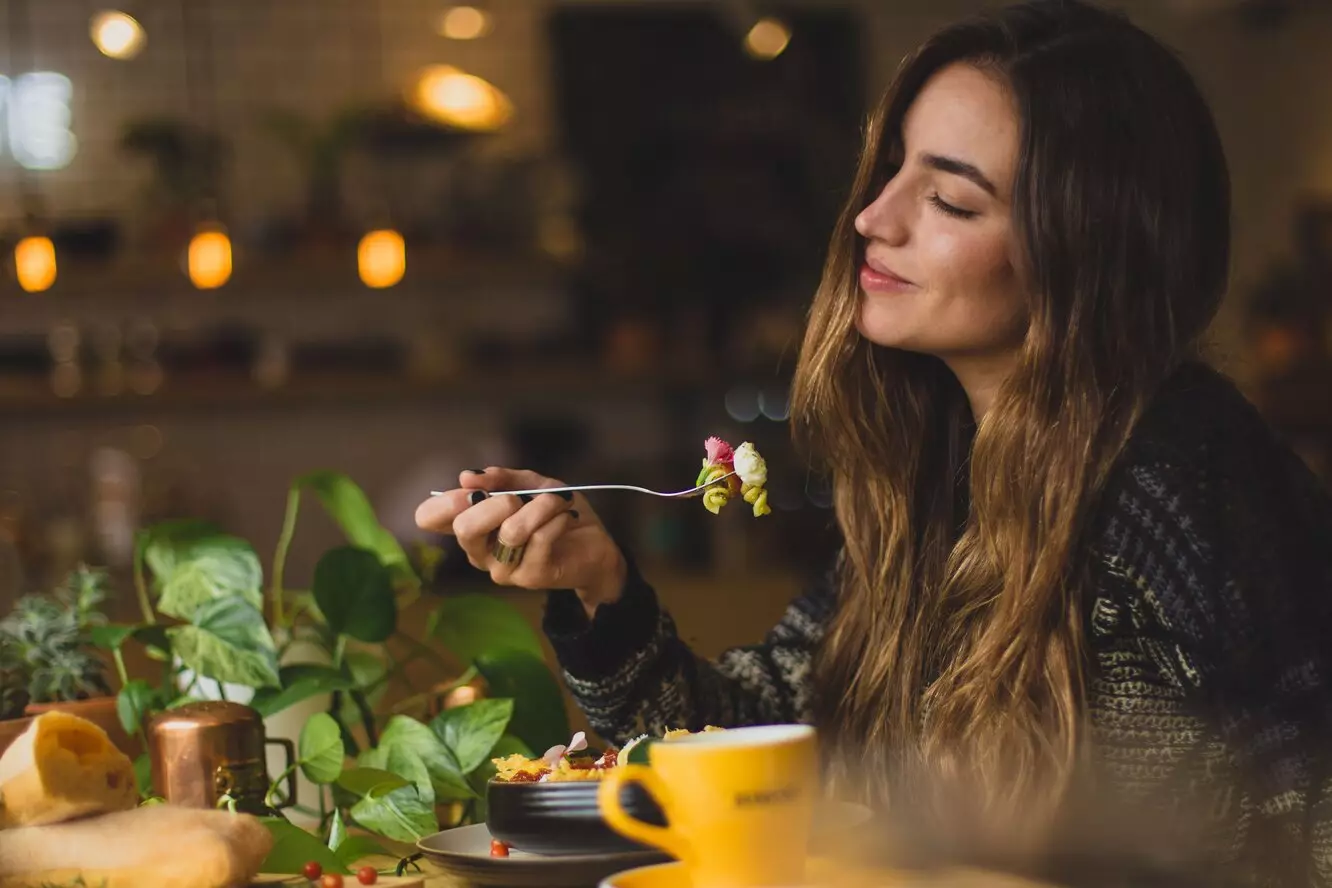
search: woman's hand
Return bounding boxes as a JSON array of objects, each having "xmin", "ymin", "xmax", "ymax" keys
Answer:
[{"xmin": 414, "ymin": 467, "xmax": 627, "ymax": 618}]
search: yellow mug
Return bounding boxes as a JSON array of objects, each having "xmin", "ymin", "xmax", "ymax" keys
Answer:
[{"xmin": 599, "ymin": 725, "xmax": 818, "ymax": 888}]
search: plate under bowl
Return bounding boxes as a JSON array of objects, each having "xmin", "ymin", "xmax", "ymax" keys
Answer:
[{"xmin": 485, "ymin": 777, "xmax": 667, "ymax": 856}]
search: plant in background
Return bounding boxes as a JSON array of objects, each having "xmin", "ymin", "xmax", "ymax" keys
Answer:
[
  {"xmin": 92, "ymin": 470, "xmax": 570, "ymax": 871},
  {"xmin": 0, "ymin": 566, "xmax": 113, "ymax": 706},
  {"xmin": 0, "ymin": 642, "xmax": 30, "ymax": 720}
]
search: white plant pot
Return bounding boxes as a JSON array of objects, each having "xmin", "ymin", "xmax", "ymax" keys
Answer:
[{"xmin": 177, "ymin": 638, "xmax": 333, "ymax": 828}]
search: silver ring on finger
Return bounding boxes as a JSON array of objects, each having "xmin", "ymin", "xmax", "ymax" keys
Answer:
[{"xmin": 492, "ymin": 536, "xmax": 526, "ymax": 567}]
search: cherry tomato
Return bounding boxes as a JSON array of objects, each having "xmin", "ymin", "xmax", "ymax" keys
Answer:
[
  {"xmin": 302, "ymin": 861, "xmax": 323, "ymax": 880},
  {"xmin": 356, "ymin": 867, "xmax": 378, "ymax": 885},
  {"xmin": 490, "ymin": 839, "xmax": 510, "ymax": 858},
  {"xmin": 321, "ymin": 874, "xmax": 344, "ymax": 888}
]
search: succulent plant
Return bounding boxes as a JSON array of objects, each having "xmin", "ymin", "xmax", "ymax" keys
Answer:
[
  {"xmin": 0, "ymin": 565, "xmax": 112, "ymax": 707},
  {"xmin": 0, "ymin": 642, "xmax": 30, "ymax": 719}
]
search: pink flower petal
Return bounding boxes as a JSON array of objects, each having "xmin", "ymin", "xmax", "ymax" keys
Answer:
[{"xmin": 704, "ymin": 436, "xmax": 734, "ymax": 465}]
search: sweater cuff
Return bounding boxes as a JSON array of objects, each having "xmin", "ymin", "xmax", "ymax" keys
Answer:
[{"xmin": 543, "ymin": 552, "xmax": 661, "ymax": 681}]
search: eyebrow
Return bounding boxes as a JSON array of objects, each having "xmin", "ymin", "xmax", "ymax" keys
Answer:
[{"xmin": 921, "ymin": 152, "xmax": 997, "ymax": 197}]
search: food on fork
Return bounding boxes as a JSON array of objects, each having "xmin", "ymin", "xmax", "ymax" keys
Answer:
[{"xmin": 696, "ymin": 437, "xmax": 771, "ymax": 517}]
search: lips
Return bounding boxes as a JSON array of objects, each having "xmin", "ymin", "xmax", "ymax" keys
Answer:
[{"xmin": 859, "ymin": 256, "xmax": 915, "ymax": 293}]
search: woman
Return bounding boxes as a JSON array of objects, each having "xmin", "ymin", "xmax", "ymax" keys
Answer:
[{"xmin": 417, "ymin": 1, "xmax": 1331, "ymax": 883}]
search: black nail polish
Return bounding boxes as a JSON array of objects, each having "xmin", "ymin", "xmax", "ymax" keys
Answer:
[
  {"xmin": 464, "ymin": 468, "xmax": 486, "ymax": 475},
  {"xmin": 569, "ymin": 509, "xmax": 580, "ymax": 520},
  {"xmin": 519, "ymin": 494, "xmax": 534, "ymax": 504},
  {"xmin": 556, "ymin": 490, "xmax": 574, "ymax": 502},
  {"xmin": 468, "ymin": 491, "xmax": 488, "ymax": 505}
]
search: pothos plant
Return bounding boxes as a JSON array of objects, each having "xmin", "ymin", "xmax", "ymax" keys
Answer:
[{"xmin": 92, "ymin": 470, "xmax": 570, "ymax": 874}]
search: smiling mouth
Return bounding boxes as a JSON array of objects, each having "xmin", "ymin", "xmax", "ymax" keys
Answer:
[{"xmin": 859, "ymin": 258, "xmax": 916, "ymax": 292}]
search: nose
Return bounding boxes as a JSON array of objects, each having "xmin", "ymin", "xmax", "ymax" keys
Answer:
[{"xmin": 854, "ymin": 179, "xmax": 908, "ymax": 246}]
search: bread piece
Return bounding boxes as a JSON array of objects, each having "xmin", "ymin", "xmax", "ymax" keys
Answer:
[
  {"xmin": 0, "ymin": 711, "xmax": 137, "ymax": 828},
  {"xmin": 0, "ymin": 803, "xmax": 274, "ymax": 888}
]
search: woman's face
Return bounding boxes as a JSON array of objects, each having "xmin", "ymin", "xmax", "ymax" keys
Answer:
[{"xmin": 854, "ymin": 63, "xmax": 1027, "ymax": 365}]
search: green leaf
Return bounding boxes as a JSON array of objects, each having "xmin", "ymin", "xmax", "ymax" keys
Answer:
[
  {"xmin": 116, "ymin": 680, "xmax": 158, "ymax": 736},
  {"xmin": 335, "ymin": 835, "xmax": 392, "ymax": 867},
  {"xmin": 312, "ymin": 547, "xmax": 397, "ymax": 643},
  {"xmin": 299, "ymin": 713, "xmax": 344, "ymax": 784},
  {"xmin": 133, "ymin": 753, "xmax": 153, "ymax": 798},
  {"xmin": 157, "ymin": 549, "xmax": 263, "ymax": 621},
  {"xmin": 260, "ymin": 817, "xmax": 348, "ymax": 875},
  {"xmin": 475, "ymin": 649, "xmax": 570, "ymax": 754},
  {"xmin": 377, "ymin": 715, "xmax": 475, "ymax": 801},
  {"xmin": 362, "ymin": 743, "xmax": 434, "ymax": 804},
  {"xmin": 428, "ymin": 594, "xmax": 544, "ymax": 665},
  {"xmin": 429, "ymin": 698, "xmax": 514, "ymax": 774},
  {"xmin": 627, "ymin": 738, "xmax": 655, "ymax": 766},
  {"xmin": 90, "ymin": 624, "xmax": 171, "ymax": 659},
  {"xmin": 168, "ymin": 598, "xmax": 279, "ymax": 688},
  {"xmin": 250, "ymin": 664, "xmax": 355, "ymax": 718},
  {"xmin": 337, "ymin": 652, "xmax": 387, "ymax": 728},
  {"xmin": 335, "ymin": 767, "xmax": 410, "ymax": 797},
  {"xmin": 140, "ymin": 519, "xmax": 223, "ymax": 579},
  {"xmin": 90, "ymin": 624, "xmax": 138, "ymax": 650},
  {"xmin": 142, "ymin": 522, "xmax": 261, "ymax": 605},
  {"xmin": 133, "ymin": 625, "xmax": 173, "ymax": 660},
  {"xmin": 295, "ymin": 472, "xmax": 413, "ymax": 584},
  {"xmin": 328, "ymin": 807, "xmax": 347, "ymax": 852},
  {"xmin": 350, "ymin": 785, "xmax": 437, "ymax": 844}
]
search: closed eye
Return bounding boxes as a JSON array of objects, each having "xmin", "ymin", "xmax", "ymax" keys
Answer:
[{"xmin": 929, "ymin": 193, "xmax": 978, "ymax": 220}]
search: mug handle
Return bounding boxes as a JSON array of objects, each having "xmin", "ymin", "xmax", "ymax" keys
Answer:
[
  {"xmin": 266, "ymin": 738, "xmax": 298, "ymax": 808},
  {"xmin": 598, "ymin": 765, "xmax": 693, "ymax": 864}
]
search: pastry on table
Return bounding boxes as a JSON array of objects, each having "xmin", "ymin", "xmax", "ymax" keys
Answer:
[{"xmin": 0, "ymin": 803, "xmax": 274, "ymax": 888}]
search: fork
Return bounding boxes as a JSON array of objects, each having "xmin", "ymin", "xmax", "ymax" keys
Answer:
[{"xmin": 429, "ymin": 472, "xmax": 737, "ymax": 500}]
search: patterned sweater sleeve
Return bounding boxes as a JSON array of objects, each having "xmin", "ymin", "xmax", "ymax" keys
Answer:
[
  {"xmin": 1096, "ymin": 439, "xmax": 1332, "ymax": 886},
  {"xmin": 542, "ymin": 553, "xmax": 838, "ymax": 746}
]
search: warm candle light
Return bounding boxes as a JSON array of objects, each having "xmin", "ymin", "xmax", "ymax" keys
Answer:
[
  {"xmin": 744, "ymin": 17, "xmax": 791, "ymax": 60},
  {"xmin": 91, "ymin": 11, "xmax": 146, "ymax": 60},
  {"xmin": 413, "ymin": 65, "xmax": 512, "ymax": 132},
  {"xmin": 358, "ymin": 229, "xmax": 406, "ymax": 289},
  {"xmin": 15, "ymin": 236, "xmax": 56, "ymax": 293},
  {"xmin": 439, "ymin": 6, "xmax": 492, "ymax": 40},
  {"xmin": 188, "ymin": 229, "xmax": 232, "ymax": 290}
]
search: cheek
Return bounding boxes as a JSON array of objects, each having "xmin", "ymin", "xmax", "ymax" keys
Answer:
[{"xmin": 926, "ymin": 225, "xmax": 1025, "ymax": 328}]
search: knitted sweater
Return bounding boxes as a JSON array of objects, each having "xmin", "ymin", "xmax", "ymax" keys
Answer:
[{"xmin": 543, "ymin": 364, "xmax": 1332, "ymax": 886}]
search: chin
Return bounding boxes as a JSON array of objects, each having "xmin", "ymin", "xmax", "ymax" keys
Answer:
[{"xmin": 855, "ymin": 305, "xmax": 919, "ymax": 351}]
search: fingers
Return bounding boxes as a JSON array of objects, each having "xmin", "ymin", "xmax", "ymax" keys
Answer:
[
  {"xmin": 414, "ymin": 488, "xmax": 476, "ymax": 536},
  {"xmin": 494, "ymin": 509, "xmax": 580, "ymax": 588},
  {"xmin": 495, "ymin": 491, "xmax": 575, "ymax": 548},
  {"xmin": 452, "ymin": 494, "xmax": 525, "ymax": 569},
  {"xmin": 458, "ymin": 467, "xmax": 562, "ymax": 493},
  {"xmin": 414, "ymin": 467, "xmax": 564, "ymax": 535}
]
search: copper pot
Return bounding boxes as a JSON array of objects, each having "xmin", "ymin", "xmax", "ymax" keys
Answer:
[{"xmin": 147, "ymin": 701, "xmax": 296, "ymax": 816}]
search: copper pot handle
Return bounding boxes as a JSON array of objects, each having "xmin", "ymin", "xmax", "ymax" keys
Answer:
[{"xmin": 267, "ymin": 738, "xmax": 298, "ymax": 808}]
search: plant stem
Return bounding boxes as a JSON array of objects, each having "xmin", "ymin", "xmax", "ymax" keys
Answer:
[
  {"xmin": 318, "ymin": 783, "xmax": 327, "ymax": 829},
  {"xmin": 216, "ymin": 682, "xmax": 229, "ymax": 703},
  {"xmin": 112, "ymin": 649, "xmax": 129, "ymax": 687},
  {"xmin": 333, "ymin": 635, "xmax": 347, "ymax": 670},
  {"xmin": 330, "ymin": 697, "xmax": 360, "ymax": 757},
  {"xmin": 350, "ymin": 688, "xmax": 379, "ymax": 748},
  {"xmin": 271, "ymin": 488, "xmax": 301, "ymax": 629},
  {"xmin": 132, "ymin": 542, "xmax": 155, "ymax": 625},
  {"xmin": 265, "ymin": 762, "xmax": 300, "ymax": 809}
]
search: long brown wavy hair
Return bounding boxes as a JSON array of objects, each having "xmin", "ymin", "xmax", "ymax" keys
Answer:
[{"xmin": 791, "ymin": 0, "xmax": 1231, "ymax": 830}]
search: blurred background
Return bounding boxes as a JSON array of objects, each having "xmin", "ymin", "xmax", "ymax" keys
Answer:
[{"xmin": 0, "ymin": 0, "xmax": 1329, "ymax": 657}]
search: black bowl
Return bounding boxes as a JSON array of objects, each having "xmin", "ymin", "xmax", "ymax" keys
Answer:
[{"xmin": 485, "ymin": 777, "xmax": 668, "ymax": 857}]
